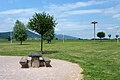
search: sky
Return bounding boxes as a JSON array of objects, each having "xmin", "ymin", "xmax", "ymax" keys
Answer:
[{"xmin": 0, "ymin": 0, "xmax": 120, "ymax": 39}]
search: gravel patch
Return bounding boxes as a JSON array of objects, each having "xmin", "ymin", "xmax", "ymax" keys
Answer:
[{"xmin": 0, "ymin": 56, "xmax": 83, "ymax": 80}]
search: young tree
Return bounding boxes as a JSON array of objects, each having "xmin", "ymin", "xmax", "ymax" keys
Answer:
[
  {"xmin": 43, "ymin": 28, "xmax": 55, "ymax": 43},
  {"xmin": 13, "ymin": 20, "xmax": 27, "ymax": 45},
  {"xmin": 97, "ymin": 32, "xmax": 105, "ymax": 40},
  {"xmin": 116, "ymin": 35, "xmax": 119, "ymax": 39},
  {"xmin": 116, "ymin": 35, "xmax": 119, "ymax": 42},
  {"xmin": 55, "ymin": 38, "xmax": 58, "ymax": 40},
  {"xmin": 28, "ymin": 12, "xmax": 57, "ymax": 52},
  {"xmin": 108, "ymin": 34, "xmax": 111, "ymax": 40}
]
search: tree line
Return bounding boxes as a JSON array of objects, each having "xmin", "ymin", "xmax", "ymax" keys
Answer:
[
  {"xmin": 97, "ymin": 32, "xmax": 119, "ymax": 41},
  {"xmin": 13, "ymin": 12, "xmax": 57, "ymax": 52}
]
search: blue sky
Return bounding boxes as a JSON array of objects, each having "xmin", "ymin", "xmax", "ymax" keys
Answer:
[{"xmin": 0, "ymin": 0, "xmax": 120, "ymax": 39}]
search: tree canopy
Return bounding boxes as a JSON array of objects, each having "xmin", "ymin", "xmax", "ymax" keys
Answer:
[
  {"xmin": 28, "ymin": 12, "xmax": 57, "ymax": 52},
  {"xmin": 43, "ymin": 27, "xmax": 55, "ymax": 43},
  {"xmin": 97, "ymin": 32, "xmax": 105, "ymax": 39},
  {"xmin": 13, "ymin": 20, "xmax": 27, "ymax": 45},
  {"xmin": 108, "ymin": 34, "xmax": 111, "ymax": 40},
  {"xmin": 116, "ymin": 35, "xmax": 119, "ymax": 38}
]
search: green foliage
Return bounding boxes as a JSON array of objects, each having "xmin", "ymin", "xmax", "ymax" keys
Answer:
[
  {"xmin": 116, "ymin": 35, "xmax": 119, "ymax": 39},
  {"xmin": 97, "ymin": 32, "xmax": 105, "ymax": 39},
  {"xmin": 28, "ymin": 12, "xmax": 57, "ymax": 51},
  {"xmin": 43, "ymin": 28, "xmax": 55, "ymax": 43},
  {"xmin": 13, "ymin": 20, "xmax": 27, "ymax": 45},
  {"xmin": 108, "ymin": 34, "xmax": 111, "ymax": 40},
  {"xmin": 115, "ymin": 35, "xmax": 119, "ymax": 43},
  {"xmin": 28, "ymin": 12, "xmax": 56, "ymax": 35}
]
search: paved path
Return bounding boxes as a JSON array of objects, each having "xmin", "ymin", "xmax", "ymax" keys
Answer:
[{"xmin": 0, "ymin": 56, "xmax": 83, "ymax": 80}]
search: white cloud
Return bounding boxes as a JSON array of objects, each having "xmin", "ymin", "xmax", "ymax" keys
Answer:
[
  {"xmin": 0, "ymin": 18, "xmax": 15, "ymax": 32},
  {"xmin": 103, "ymin": 4, "xmax": 120, "ymax": 20},
  {"xmin": 45, "ymin": 0, "xmax": 105, "ymax": 18},
  {"xmin": 65, "ymin": 9, "xmax": 102, "ymax": 15},
  {"xmin": 45, "ymin": 0, "xmax": 120, "ymax": 21},
  {"xmin": 46, "ymin": 0, "xmax": 105, "ymax": 11},
  {"xmin": 55, "ymin": 27, "xmax": 60, "ymax": 32},
  {"xmin": 103, "ymin": 5, "xmax": 120, "ymax": 14},
  {"xmin": 0, "ymin": 8, "xmax": 40, "ymax": 32},
  {"xmin": 18, "ymin": 18, "xmax": 29, "ymax": 24},
  {"xmin": 0, "ymin": 8, "xmax": 38, "ymax": 15},
  {"xmin": 113, "ymin": 14, "xmax": 120, "ymax": 20},
  {"xmin": 56, "ymin": 20, "xmax": 92, "ymax": 36},
  {"xmin": 107, "ymin": 26, "xmax": 120, "ymax": 30}
]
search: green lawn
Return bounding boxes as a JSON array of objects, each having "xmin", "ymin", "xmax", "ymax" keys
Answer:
[{"xmin": 0, "ymin": 40, "xmax": 120, "ymax": 80}]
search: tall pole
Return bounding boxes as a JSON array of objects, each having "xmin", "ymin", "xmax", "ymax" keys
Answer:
[
  {"xmin": 63, "ymin": 33, "xmax": 64, "ymax": 43},
  {"xmin": 91, "ymin": 21, "xmax": 98, "ymax": 40},
  {"xmin": 94, "ymin": 23, "xmax": 95, "ymax": 40},
  {"xmin": 10, "ymin": 32, "xmax": 12, "ymax": 44}
]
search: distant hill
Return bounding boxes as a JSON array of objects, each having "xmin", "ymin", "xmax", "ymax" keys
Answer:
[
  {"xmin": 55, "ymin": 34, "xmax": 78, "ymax": 40},
  {"xmin": 0, "ymin": 30, "xmax": 78, "ymax": 40},
  {"xmin": 0, "ymin": 32, "xmax": 11, "ymax": 39},
  {"xmin": 0, "ymin": 30, "xmax": 40, "ymax": 39},
  {"xmin": 26, "ymin": 30, "xmax": 40, "ymax": 39}
]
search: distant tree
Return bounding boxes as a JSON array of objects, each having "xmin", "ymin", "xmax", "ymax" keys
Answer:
[
  {"xmin": 116, "ymin": 35, "xmax": 119, "ymax": 39},
  {"xmin": 8, "ymin": 34, "xmax": 11, "ymax": 41},
  {"xmin": 116, "ymin": 35, "xmax": 119, "ymax": 42},
  {"xmin": 7, "ymin": 37, "xmax": 11, "ymax": 41},
  {"xmin": 108, "ymin": 34, "xmax": 111, "ymax": 40},
  {"xmin": 97, "ymin": 32, "xmax": 105, "ymax": 41},
  {"xmin": 28, "ymin": 12, "xmax": 57, "ymax": 52},
  {"xmin": 55, "ymin": 38, "xmax": 58, "ymax": 40},
  {"xmin": 78, "ymin": 38, "xmax": 81, "ymax": 40},
  {"xmin": 13, "ymin": 20, "xmax": 27, "ymax": 45},
  {"xmin": 43, "ymin": 28, "xmax": 55, "ymax": 43}
]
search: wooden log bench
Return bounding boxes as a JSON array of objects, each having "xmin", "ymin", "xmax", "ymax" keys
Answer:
[
  {"xmin": 19, "ymin": 57, "xmax": 29, "ymax": 68},
  {"xmin": 43, "ymin": 57, "xmax": 51, "ymax": 67}
]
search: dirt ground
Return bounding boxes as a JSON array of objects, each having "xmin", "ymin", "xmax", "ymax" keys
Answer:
[{"xmin": 0, "ymin": 56, "xmax": 83, "ymax": 80}]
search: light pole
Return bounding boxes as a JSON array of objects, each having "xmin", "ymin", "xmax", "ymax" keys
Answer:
[
  {"xmin": 63, "ymin": 33, "xmax": 64, "ymax": 43},
  {"xmin": 91, "ymin": 21, "xmax": 98, "ymax": 40},
  {"xmin": 10, "ymin": 32, "xmax": 13, "ymax": 44}
]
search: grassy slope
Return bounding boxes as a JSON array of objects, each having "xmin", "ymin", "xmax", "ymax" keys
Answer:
[{"xmin": 0, "ymin": 40, "xmax": 120, "ymax": 80}]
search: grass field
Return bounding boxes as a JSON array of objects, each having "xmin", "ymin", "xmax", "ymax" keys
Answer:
[{"xmin": 0, "ymin": 39, "xmax": 120, "ymax": 80}]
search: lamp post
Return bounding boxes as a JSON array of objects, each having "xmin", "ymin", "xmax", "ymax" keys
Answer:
[
  {"xmin": 91, "ymin": 21, "xmax": 98, "ymax": 40},
  {"xmin": 10, "ymin": 32, "xmax": 12, "ymax": 44},
  {"xmin": 63, "ymin": 33, "xmax": 64, "ymax": 43}
]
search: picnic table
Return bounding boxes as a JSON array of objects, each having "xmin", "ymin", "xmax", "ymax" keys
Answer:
[
  {"xmin": 28, "ymin": 52, "xmax": 42, "ymax": 68},
  {"xmin": 20, "ymin": 52, "xmax": 51, "ymax": 68}
]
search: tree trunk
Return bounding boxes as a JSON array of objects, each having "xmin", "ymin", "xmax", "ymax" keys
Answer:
[
  {"xmin": 41, "ymin": 35, "xmax": 43, "ymax": 52},
  {"xmin": 20, "ymin": 40, "xmax": 22, "ymax": 45},
  {"xmin": 100, "ymin": 38, "xmax": 102, "ymax": 42},
  {"xmin": 47, "ymin": 40, "xmax": 51, "ymax": 43},
  {"xmin": 47, "ymin": 40, "xmax": 49, "ymax": 43},
  {"xmin": 49, "ymin": 40, "xmax": 51, "ymax": 43}
]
